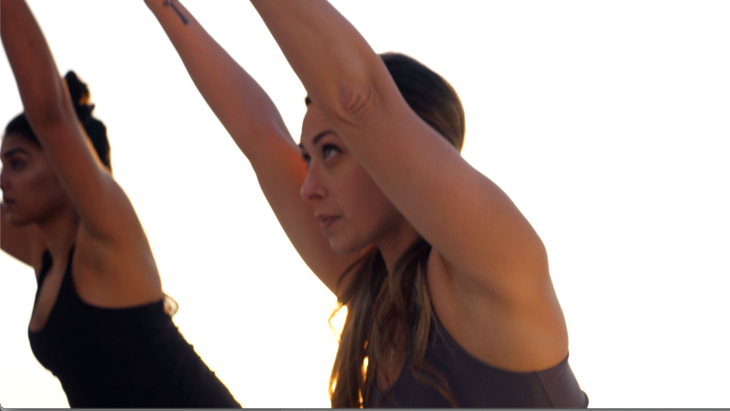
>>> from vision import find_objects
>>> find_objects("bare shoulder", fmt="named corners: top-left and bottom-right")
top-left (70, 221), bottom-right (163, 309)
top-left (426, 248), bottom-right (570, 373)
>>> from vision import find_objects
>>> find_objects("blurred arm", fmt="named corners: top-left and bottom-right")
top-left (144, 0), bottom-right (358, 294)
top-left (1, 0), bottom-right (148, 249)
top-left (249, 1), bottom-right (570, 372)
top-left (249, 0), bottom-right (552, 305)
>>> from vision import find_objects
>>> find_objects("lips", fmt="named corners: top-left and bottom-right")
top-left (316, 214), bottom-right (340, 231)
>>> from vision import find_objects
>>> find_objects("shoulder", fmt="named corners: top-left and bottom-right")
top-left (70, 225), bottom-right (163, 308)
top-left (425, 248), bottom-right (570, 373)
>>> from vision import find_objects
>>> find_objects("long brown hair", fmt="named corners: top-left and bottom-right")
top-left (327, 53), bottom-right (466, 407)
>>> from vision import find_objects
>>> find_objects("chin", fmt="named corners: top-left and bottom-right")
top-left (4, 207), bottom-right (37, 227)
top-left (329, 239), bottom-right (353, 255)
top-left (7, 215), bottom-right (34, 227)
top-left (328, 235), bottom-right (370, 256)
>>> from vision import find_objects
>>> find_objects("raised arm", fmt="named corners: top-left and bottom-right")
top-left (144, 0), bottom-right (358, 293)
top-left (1, 0), bottom-right (145, 248)
top-left (250, 1), bottom-right (568, 369)
top-left (251, 0), bottom-right (552, 303)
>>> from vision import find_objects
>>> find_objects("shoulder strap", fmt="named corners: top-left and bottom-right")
top-left (36, 246), bottom-right (76, 285)
top-left (36, 250), bottom-right (53, 285)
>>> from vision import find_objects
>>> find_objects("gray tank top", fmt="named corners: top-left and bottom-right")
top-left (368, 319), bottom-right (588, 407)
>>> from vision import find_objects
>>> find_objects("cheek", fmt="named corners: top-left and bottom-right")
top-left (25, 164), bottom-right (58, 191)
top-left (338, 165), bottom-right (400, 232)
top-left (20, 165), bottom-right (67, 209)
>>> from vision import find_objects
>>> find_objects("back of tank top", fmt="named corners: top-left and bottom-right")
top-left (368, 320), bottom-right (588, 407)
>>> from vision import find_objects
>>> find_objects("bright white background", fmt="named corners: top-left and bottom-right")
top-left (1, 0), bottom-right (729, 408)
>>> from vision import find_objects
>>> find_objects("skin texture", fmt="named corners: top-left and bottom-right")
top-left (1, 133), bottom-right (65, 275)
top-left (145, 0), bottom-right (570, 378)
top-left (300, 105), bottom-right (419, 265)
top-left (1, 133), bottom-right (71, 228)
top-left (144, 0), bottom-right (360, 294)
top-left (1, 0), bottom-right (164, 334)
top-left (251, 0), bottom-right (570, 373)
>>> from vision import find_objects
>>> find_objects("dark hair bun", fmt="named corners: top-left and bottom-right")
top-left (6, 71), bottom-right (112, 171)
top-left (63, 71), bottom-right (111, 171)
top-left (64, 71), bottom-right (93, 123)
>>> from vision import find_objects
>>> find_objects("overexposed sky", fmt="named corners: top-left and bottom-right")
top-left (1, 0), bottom-right (729, 408)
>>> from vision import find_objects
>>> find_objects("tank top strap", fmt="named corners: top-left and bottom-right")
top-left (35, 246), bottom-right (77, 298)
top-left (36, 250), bottom-right (53, 286)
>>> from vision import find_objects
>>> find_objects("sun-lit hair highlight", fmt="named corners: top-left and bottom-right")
top-left (325, 52), bottom-right (465, 407)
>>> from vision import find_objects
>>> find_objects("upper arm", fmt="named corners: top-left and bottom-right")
top-left (329, 78), bottom-right (550, 303)
top-left (248, 0), bottom-right (566, 369)
top-left (246, 0), bottom-right (550, 300)
top-left (249, 131), bottom-right (362, 295)
top-left (145, 0), bottom-right (291, 163)
top-left (32, 109), bottom-right (147, 246)
top-left (146, 1), bottom-right (359, 294)
top-left (2, 0), bottom-right (145, 246)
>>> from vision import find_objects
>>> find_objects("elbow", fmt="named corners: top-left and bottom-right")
top-left (323, 81), bottom-right (381, 130)
top-left (316, 56), bottom-right (386, 129)
top-left (339, 81), bottom-right (375, 116)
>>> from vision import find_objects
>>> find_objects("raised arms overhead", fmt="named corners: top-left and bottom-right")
top-left (1, 0), bottom-right (146, 247)
top-left (249, 0), bottom-right (569, 372)
top-left (250, 0), bottom-right (551, 311)
top-left (144, 0), bottom-right (360, 294)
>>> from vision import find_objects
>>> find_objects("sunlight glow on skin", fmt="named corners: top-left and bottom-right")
top-left (299, 105), bottom-right (419, 268)
top-left (1, 0), bottom-right (729, 408)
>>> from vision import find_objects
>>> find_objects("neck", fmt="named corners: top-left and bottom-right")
top-left (375, 220), bottom-right (421, 273)
top-left (36, 205), bottom-right (80, 264)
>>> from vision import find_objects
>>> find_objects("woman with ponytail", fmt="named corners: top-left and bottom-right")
top-left (0, 0), bottom-right (239, 407)
top-left (147, 0), bottom-right (588, 407)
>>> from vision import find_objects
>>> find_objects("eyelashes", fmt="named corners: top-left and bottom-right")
top-left (322, 144), bottom-right (340, 159)
top-left (4, 159), bottom-right (25, 170)
top-left (301, 144), bottom-right (342, 168)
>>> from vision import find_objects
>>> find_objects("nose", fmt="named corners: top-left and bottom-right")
top-left (300, 165), bottom-right (327, 202)
top-left (0, 166), bottom-right (9, 192)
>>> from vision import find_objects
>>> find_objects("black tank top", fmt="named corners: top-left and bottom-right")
top-left (368, 319), bottom-right (588, 407)
top-left (28, 247), bottom-right (241, 408)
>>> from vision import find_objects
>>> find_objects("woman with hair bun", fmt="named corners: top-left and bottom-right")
top-left (148, 0), bottom-right (587, 407)
top-left (0, 0), bottom-right (240, 407)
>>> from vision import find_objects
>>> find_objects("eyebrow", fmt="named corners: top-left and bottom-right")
top-left (1, 147), bottom-right (28, 160)
top-left (298, 130), bottom-right (336, 150)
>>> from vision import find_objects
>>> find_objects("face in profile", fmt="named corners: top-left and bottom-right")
top-left (0, 132), bottom-right (70, 227)
top-left (299, 105), bottom-right (407, 254)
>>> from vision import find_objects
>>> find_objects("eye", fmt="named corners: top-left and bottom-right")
top-left (301, 152), bottom-right (311, 168)
top-left (322, 144), bottom-right (340, 160)
top-left (10, 159), bottom-right (24, 170)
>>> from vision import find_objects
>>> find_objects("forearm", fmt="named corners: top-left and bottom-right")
top-left (250, 0), bottom-right (387, 119)
top-left (146, 0), bottom-right (294, 159)
top-left (1, 0), bottom-right (76, 130)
